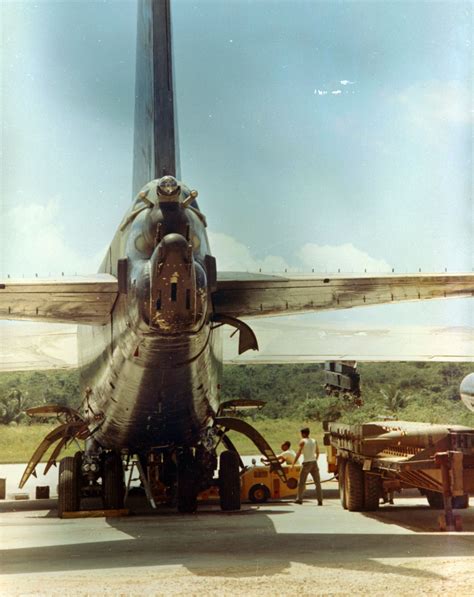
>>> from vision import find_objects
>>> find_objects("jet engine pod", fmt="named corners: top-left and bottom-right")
top-left (149, 233), bottom-right (207, 332)
top-left (460, 373), bottom-right (474, 412)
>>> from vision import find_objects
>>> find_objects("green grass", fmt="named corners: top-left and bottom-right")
top-left (0, 419), bottom-right (323, 463)
top-left (0, 424), bottom-right (83, 464)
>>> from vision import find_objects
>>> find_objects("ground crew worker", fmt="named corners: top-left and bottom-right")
top-left (292, 427), bottom-right (323, 505)
top-left (277, 441), bottom-right (297, 465)
top-left (261, 441), bottom-right (297, 466)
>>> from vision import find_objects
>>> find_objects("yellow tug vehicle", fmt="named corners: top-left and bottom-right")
top-left (239, 463), bottom-right (302, 502)
top-left (197, 463), bottom-right (303, 503)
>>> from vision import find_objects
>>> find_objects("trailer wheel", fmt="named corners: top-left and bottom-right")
top-left (345, 461), bottom-right (364, 512)
top-left (219, 450), bottom-right (241, 511)
top-left (425, 490), bottom-right (444, 509)
top-left (338, 460), bottom-right (347, 509)
top-left (364, 472), bottom-right (381, 511)
top-left (249, 483), bottom-right (270, 503)
top-left (103, 451), bottom-right (125, 510)
top-left (58, 453), bottom-right (81, 517)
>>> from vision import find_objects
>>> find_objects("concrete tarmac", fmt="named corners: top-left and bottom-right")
top-left (1, 485), bottom-right (473, 596)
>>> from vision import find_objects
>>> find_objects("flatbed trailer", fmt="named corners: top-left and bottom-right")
top-left (324, 420), bottom-right (474, 531)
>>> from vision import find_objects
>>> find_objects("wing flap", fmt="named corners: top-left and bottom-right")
top-left (0, 275), bottom-right (118, 325)
top-left (214, 273), bottom-right (474, 318)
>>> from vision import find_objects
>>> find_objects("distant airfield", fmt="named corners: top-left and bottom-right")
top-left (1, 319), bottom-right (472, 372)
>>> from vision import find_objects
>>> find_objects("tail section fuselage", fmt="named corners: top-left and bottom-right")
top-left (77, 179), bottom-right (222, 451)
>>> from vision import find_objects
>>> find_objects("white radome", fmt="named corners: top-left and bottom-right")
top-left (460, 372), bottom-right (474, 412)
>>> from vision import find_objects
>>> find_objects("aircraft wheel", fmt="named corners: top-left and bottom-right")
top-left (363, 472), bottom-right (381, 511)
top-left (338, 460), bottom-right (347, 509)
top-left (425, 490), bottom-right (444, 509)
top-left (344, 461), bottom-right (364, 512)
top-left (103, 451), bottom-right (125, 510)
top-left (219, 450), bottom-right (241, 511)
top-left (177, 452), bottom-right (198, 513)
top-left (58, 453), bottom-right (81, 517)
top-left (249, 483), bottom-right (270, 503)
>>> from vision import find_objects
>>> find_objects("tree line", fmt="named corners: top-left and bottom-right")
top-left (0, 362), bottom-right (472, 426)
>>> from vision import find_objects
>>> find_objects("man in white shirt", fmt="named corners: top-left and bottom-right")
top-left (261, 441), bottom-right (296, 465)
top-left (277, 441), bottom-right (297, 465)
top-left (292, 427), bottom-right (323, 505)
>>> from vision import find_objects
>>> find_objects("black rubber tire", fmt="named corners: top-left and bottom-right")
top-left (338, 460), bottom-right (347, 509)
top-left (177, 452), bottom-right (198, 513)
top-left (249, 483), bottom-right (270, 503)
top-left (345, 460), bottom-right (365, 512)
top-left (103, 452), bottom-right (125, 510)
top-left (364, 472), bottom-right (381, 511)
top-left (58, 454), bottom-right (81, 517)
top-left (219, 450), bottom-right (241, 511)
top-left (425, 490), bottom-right (444, 509)
top-left (453, 494), bottom-right (470, 509)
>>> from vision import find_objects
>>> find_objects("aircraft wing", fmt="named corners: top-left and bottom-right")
top-left (213, 272), bottom-right (474, 318)
top-left (0, 275), bottom-right (118, 325)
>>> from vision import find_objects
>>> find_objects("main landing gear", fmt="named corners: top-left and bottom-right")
top-left (58, 453), bottom-right (81, 517)
top-left (219, 450), bottom-right (241, 511)
top-left (57, 449), bottom-right (125, 517)
top-left (176, 449), bottom-right (199, 513)
top-left (174, 447), bottom-right (241, 513)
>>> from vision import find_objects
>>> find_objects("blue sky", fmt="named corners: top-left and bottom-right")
top-left (1, 0), bottom-right (472, 327)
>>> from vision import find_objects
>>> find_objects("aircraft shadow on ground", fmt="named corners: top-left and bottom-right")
top-left (362, 504), bottom-right (474, 533)
top-left (1, 503), bottom-right (473, 581)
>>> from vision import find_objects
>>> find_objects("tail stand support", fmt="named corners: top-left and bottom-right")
top-left (435, 452), bottom-right (462, 532)
top-left (125, 457), bottom-right (157, 509)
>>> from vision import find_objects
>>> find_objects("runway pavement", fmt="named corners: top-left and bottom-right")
top-left (1, 483), bottom-right (473, 596)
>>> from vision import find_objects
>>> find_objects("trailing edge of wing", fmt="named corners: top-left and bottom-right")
top-left (213, 272), bottom-right (474, 318)
top-left (0, 275), bottom-right (118, 325)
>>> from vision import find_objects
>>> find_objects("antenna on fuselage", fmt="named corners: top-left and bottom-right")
top-left (133, 0), bottom-right (180, 196)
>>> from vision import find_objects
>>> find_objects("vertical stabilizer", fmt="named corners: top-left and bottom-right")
top-left (133, 0), bottom-right (179, 195)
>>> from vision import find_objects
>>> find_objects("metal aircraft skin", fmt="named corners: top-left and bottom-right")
top-left (1, 0), bottom-right (473, 511)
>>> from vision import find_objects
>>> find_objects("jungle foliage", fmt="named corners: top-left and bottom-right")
top-left (0, 370), bottom-right (81, 425)
top-left (221, 362), bottom-right (473, 426)
top-left (0, 362), bottom-right (472, 427)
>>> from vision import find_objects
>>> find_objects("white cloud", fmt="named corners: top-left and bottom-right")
top-left (314, 89), bottom-right (328, 96)
top-left (208, 231), bottom-right (390, 274)
top-left (2, 200), bottom-right (105, 277)
top-left (2, 206), bottom-right (391, 279)
top-left (332, 90), bottom-right (342, 95)
top-left (297, 242), bottom-right (391, 273)
top-left (208, 230), bottom-right (290, 272)
top-left (340, 80), bottom-right (355, 86)
top-left (397, 80), bottom-right (471, 127)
